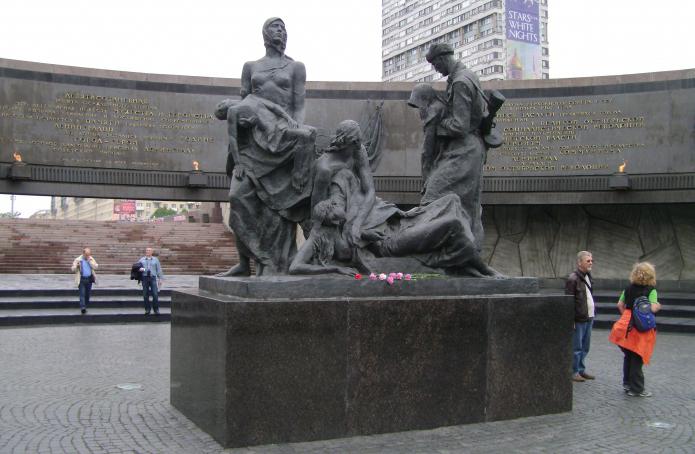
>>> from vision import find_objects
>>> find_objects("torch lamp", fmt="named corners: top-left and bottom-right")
top-left (609, 160), bottom-right (630, 190)
top-left (9, 151), bottom-right (32, 180)
top-left (188, 160), bottom-right (208, 187)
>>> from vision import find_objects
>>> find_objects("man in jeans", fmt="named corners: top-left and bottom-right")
top-left (565, 251), bottom-right (596, 382)
top-left (138, 247), bottom-right (163, 315)
top-left (71, 247), bottom-right (98, 314)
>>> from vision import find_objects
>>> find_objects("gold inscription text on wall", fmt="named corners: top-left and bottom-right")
top-left (488, 97), bottom-right (648, 174)
top-left (0, 90), bottom-right (220, 170)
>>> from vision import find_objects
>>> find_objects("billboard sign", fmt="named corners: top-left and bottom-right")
top-left (113, 199), bottom-right (136, 214)
top-left (506, 0), bottom-right (542, 79)
top-left (113, 199), bottom-right (136, 220)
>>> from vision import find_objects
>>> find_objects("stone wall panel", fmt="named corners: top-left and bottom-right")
top-left (584, 206), bottom-right (641, 229)
top-left (640, 241), bottom-right (683, 281)
top-left (549, 206), bottom-right (590, 279)
top-left (489, 238), bottom-right (522, 277)
top-left (587, 219), bottom-right (643, 279)
top-left (519, 207), bottom-right (557, 278)
top-left (638, 205), bottom-right (675, 254)
top-left (669, 206), bottom-right (695, 279)
top-left (493, 206), bottom-right (527, 243)
top-left (481, 209), bottom-right (498, 265)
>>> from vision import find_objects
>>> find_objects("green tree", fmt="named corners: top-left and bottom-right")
top-left (0, 211), bottom-right (21, 218)
top-left (151, 207), bottom-right (177, 218)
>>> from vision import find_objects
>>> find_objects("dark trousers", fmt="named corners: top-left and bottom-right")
top-left (620, 347), bottom-right (644, 393)
top-left (142, 276), bottom-right (159, 313)
top-left (78, 276), bottom-right (92, 310)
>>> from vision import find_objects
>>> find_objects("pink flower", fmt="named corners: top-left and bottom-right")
top-left (355, 273), bottom-right (362, 280)
top-left (396, 272), bottom-right (404, 280)
top-left (378, 273), bottom-right (387, 281)
top-left (388, 272), bottom-right (396, 278)
top-left (404, 274), bottom-right (412, 281)
top-left (386, 276), bottom-right (395, 285)
top-left (369, 273), bottom-right (377, 281)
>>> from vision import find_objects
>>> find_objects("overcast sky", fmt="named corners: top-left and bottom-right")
top-left (2, 0), bottom-right (695, 216)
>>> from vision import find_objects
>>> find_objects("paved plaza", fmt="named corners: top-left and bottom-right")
top-left (0, 323), bottom-right (693, 454)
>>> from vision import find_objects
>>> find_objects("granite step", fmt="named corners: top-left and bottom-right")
top-left (0, 295), bottom-right (172, 310)
top-left (0, 218), bottom-right (238, 275)
top-left (0, 288), bottom-right (172, 297)
top-left (592, 291), bottom-right (694, 306)
top-left (540, 283), bottom-right (695, 334)
top-left (0, 307), bottom-right (171, 327)
top-left (0, 275), bottom-right (191, 326)
top-left (594, 302), bottom-right (695, 318)
top-left (593, 313), bottom-right (695, 334)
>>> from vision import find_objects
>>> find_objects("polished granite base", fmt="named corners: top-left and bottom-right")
top-left (171, 277), bottom-right (573, 448)
top-left (198, 274), bottom-right (540, 299)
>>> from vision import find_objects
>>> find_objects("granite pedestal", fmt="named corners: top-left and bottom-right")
top-left (171, 276), bottom-right (573, 448)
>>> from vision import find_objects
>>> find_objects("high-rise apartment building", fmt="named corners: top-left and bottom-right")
top-left (382, 0), bottom-right (549, 82)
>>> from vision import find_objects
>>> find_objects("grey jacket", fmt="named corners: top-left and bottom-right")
top-left (139, 256), bottom-right (163, 280)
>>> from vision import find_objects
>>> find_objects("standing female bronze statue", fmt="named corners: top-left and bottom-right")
top-left (241, 17), bottom-right (307, 125)
top-left (218, 17), bottom-right (315, 276)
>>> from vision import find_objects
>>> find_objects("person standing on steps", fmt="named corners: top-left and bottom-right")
top-left (71, 247), bottom-right (98, 314)
top-left (138, 247), bottom-right (163, 315)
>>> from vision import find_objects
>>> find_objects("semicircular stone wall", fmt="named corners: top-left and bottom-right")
top-left (1, 59), bottom-right (694, 279)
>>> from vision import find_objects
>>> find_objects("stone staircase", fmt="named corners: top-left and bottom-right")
top-left (541, 278), bottom-right (695, 334)
top-left (0, 288), bottom-right (171, 326)
top-left (0, 274), bottom-right (199, 327)
top-left (0, 219), bottom-right (239, 275)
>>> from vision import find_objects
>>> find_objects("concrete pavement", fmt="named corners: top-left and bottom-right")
top-left (1, 323), bottom-right (693, 453)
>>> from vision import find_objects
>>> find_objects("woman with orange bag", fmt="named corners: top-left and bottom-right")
top-left (608, 262), bottom-right (662, 397)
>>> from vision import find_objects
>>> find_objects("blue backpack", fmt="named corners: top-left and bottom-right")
top-left (630, 296), bottom-right (656, 332)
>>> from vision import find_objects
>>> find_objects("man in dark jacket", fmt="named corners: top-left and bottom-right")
top-left (130, 262), bottom-right (143, 284)
top-left (565, 251), bottom-right (595, 382)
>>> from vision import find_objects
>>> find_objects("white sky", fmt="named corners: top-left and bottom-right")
top-left (2, 0), bottom-right (695, 216)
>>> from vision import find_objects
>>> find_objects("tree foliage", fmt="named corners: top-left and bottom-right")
top-left (151, 207), bottom-right (177, 218)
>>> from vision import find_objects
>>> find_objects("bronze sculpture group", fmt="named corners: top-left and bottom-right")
top-left (216, 19), bottom-right (504, 278)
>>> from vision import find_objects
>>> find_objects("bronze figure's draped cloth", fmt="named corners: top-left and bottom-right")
top-left (226, 94), bottom-right (315, 274)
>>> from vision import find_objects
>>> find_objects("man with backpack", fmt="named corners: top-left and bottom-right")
top-left (565, 251), bottom-right (596, 382)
